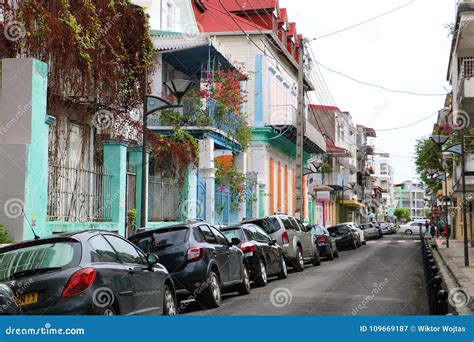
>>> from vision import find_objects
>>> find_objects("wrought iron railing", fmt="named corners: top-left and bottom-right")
top-left (47, 164), bottom-right (113, 222)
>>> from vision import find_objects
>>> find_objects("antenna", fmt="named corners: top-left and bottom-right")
top-left (22, 209), bottom-right (40, 240)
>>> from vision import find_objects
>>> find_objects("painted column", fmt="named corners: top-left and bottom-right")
top-left (187, 166), bottom-right (198, 220)
top-left (259, 182), bottom-right (266, 218)
top-left (199, 137), bottom-right (216, 224)
top-left (234, 152), bottom-right (247, 221)
top-left (254, 54), bottom-right (264, 127)
top-left (0, 59), bottom-right (49, 241)
top-left (104, 141), bottom-right (128, 236)
top-left (128, 147), bottom-right (150, 229)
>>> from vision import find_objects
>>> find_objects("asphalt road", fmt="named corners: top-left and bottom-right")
top-left (181, 234), bottom-right (428, 316)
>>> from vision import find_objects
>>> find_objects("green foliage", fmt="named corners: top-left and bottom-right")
top-left (320, 162), bottom-right (333, 174)
top-left (215, 160), bottom-right (247, 206)
top-left (170, 129), bottom-right (200, 166)
top-left (414, 138), bottom-right (442, 193)
top-left (127, 209), bottom-right (137, 235)
top-left (0, 225), bottom-right (14, 244)
top-left (393, 208), bottom-right (411, 223)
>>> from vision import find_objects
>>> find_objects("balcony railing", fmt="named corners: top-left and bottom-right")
top-left (322, 172), bottom-right (344, 187)
top-left (148, 98), bottom-right (242, 141)
top-left (267, 105), bottom-right (297, 127)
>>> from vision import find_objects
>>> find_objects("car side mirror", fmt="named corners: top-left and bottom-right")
top-left (147, 253), bottom-right (159, 267)
top-left (269, 238), bottom-right (277, 245)
top-left (231, 237), bottom-right (241, 246)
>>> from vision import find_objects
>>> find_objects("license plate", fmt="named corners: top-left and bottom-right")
top-left (16, 292), bottom-right (38, 306)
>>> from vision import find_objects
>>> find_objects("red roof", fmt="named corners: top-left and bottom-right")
top-left (287, 22), bottom-right (296, 37)
top-left (310, 104), bottom-right (339, 111)
top-left (208, 0), bottom-right (278, 12)
top-left (278, 8), bottom-right (287, 24)
top-left (326, 139), bottom-right (348, 155)
top-left (199, 1), bottom-right (267, 33)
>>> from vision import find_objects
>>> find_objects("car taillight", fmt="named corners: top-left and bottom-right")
top-left (316, 236), bottom-right (326, 244)
top-left (241, 242), bottom-right (257, 253)
top-left (282, 231), bottom-right (289, 245)
top-left (61, 267), bottom-right (96, 298)
top-left (187, 247), bottom-right (205, 263)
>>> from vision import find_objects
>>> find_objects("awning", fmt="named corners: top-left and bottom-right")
top-left (326, 139), bottom-right (349, 157)
top-left (338, 200), bottom-right (365, 208)
top-left (162, 43), bottom-right (233, 78)
top-left (314, 185), bottom-right (334, 192)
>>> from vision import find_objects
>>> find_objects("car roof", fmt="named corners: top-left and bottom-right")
top-left (129, 224), bottom-right (192, 239)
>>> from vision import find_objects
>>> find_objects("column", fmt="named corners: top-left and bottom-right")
top-left (104, 140), bottom-right (128, 236)
top-left (199, 137), bottom-right (216, 224)
top-left (0, 59), bottom-right (49, 241)
top-left (234, 152), bottom-right (247, 221)
top-left (128, 147), bottom-right (150, 229)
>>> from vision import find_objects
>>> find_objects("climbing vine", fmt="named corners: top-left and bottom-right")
top-left (215, 159), bottom-right (246, 209)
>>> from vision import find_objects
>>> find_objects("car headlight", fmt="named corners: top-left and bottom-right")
top-left (0, 284), bottom-right (14, 298)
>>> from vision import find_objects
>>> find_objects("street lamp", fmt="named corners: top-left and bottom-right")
top-left (140, 78), bottom-right (194, 229)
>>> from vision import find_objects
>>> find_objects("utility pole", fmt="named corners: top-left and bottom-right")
top-left (461, 130), bottom-right (469, 266)
top-left (295, 39), bottom-right (306, 220)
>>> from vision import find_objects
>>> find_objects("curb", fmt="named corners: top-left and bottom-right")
top-left (431, 245), bottom-right (474, 315)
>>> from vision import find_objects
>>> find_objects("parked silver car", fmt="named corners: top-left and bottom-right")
top-left (359, 223), bottom-right (382, 239)
top-left (243, 215), bottom-right (320, 272)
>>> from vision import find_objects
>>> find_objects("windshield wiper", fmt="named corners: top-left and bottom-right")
top-left (11, 267), bottom-right (62, 279)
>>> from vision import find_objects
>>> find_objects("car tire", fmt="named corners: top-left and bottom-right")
top-left (278, 255), bottom-right (288, 279)
top-left (327, 247), bottom-right (334, 261)
top-left (238, 265), bottom-right (251, 295)
top-left (254, 260), bottom-right (268, 287)
top-left (405, 229), bottom-right (413, 236)
top-left (352, 239), bottom-right (357, 249)
top-left (312, 250), bottom-right (321, 266)
top-left (163, 284), bottom-right (177, 316)
top-left (198, 271), bottom-right (222, 309)
top-left (292, 247), bottom-right (305, 272)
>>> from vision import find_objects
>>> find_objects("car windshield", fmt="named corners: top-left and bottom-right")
top-left (0, 241), bottom-right (79, 281)
top-left (328, 225), bottom-right (350, 237)
top-left (221, 228), bottom-right (245, 242)
top-left (149, 227), bottom-right (189, 250)
top-left (246, 217), bottom-right (281, 234)
top-left (310, 226), bottom-right (324, 235)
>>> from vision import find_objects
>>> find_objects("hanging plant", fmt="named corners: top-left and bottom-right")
top-left (215, 159), bottom-right (246, 207)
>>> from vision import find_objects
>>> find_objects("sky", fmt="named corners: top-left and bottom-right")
top-left (280, 0), bottom-right (455, 183)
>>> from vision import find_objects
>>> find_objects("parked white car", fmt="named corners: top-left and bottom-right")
top-left (399, 221), bottom-right (427, 236)
top-left (342, 222), bottom-right (366, 245)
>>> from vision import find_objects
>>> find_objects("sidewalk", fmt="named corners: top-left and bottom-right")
top-left (433, 238), bottom-right (474, 315)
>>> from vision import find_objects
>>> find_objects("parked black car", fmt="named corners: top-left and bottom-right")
top-left (129, 222), bottom-right (251, 309)
top-left (308, 225), bottom-right (339, 260)
top-left (0, 284), bottom-right (20, 315)
top-left (0, 231), bottom-right (176, 315)
top-left (220, 223), bottom-right (287, 287)
top-left (327, 224), bottom-right (360, 250)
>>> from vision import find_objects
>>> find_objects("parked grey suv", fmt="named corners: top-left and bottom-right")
top-left (243, 215), bottom-right (320, 272)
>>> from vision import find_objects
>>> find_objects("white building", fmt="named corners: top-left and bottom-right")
top-left (394, 181), bottom-right (427, 220)
top-left (370, 153), bottom-right (395, 214)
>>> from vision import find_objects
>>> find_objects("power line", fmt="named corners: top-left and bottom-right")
top-left (311, 0), bottom-right (416, 41)
top-left (315, 59), bottom-right (446, 97)
top-left (371, 111), bottom-right (438, 132)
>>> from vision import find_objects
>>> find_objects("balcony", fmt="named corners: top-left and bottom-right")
top-left (148, 98), bottom-right (243, 151)
top-left (456, 57), bottom-right (474, 112)
top-left (266, 105), bottom-right (326, 154)
top-left (453, 152), bottom-right (474, 192)
top-left (322, 172), bottom-right (344, 189)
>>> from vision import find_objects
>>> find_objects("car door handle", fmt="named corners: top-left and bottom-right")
top-left (119, 290), bottom-right (134, 297)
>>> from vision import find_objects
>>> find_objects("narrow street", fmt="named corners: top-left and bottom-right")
top-left (182, 235), bottom-right (428, 316)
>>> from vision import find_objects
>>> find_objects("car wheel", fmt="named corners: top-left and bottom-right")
top-left (97, 306), bottom-right (116, 316)
top-left (352, 239), bottom-right (357, 249)
top-left (405, 229), bottom-right (413, 236)
top-left (278, 256), bottom-right (288, 279)
top-left (312, 249), bottom-right (321, 266)
top-left (238, 265), bottom-right (251, 295)
top-left (293, 247), bottom-right (305, 272)
top-left (198, 271), bottom-right (221, 309)
top-left (327, 247), bottom-right (334, 260)
top-left (163, 284), bottom-right (177, 315)
top-left (254, 260), bottom-right (268, 287)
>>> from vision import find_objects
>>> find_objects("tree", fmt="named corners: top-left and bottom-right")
top-left (0, 225), bottom-right (13, 244)
top-left (414, 139), bottom-right (442, 193)
top-left (394, 208), bottom-right (411, 223)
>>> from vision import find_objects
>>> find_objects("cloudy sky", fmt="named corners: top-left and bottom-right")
top-left (280, 0), bottom-right (454, 183)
